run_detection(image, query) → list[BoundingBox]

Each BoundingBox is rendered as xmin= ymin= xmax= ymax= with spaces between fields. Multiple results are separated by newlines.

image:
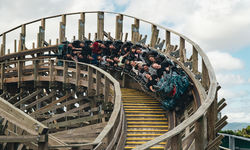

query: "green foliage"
xmin=220 ymin=125 xmax=250 ymax=138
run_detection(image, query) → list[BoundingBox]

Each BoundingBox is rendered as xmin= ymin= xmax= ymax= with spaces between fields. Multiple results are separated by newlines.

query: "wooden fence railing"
xmin=0 ymin=11 xmax=226 ymax=149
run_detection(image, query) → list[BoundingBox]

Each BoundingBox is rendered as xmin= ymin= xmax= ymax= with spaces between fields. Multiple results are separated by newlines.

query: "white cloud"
xmin=225 ymin=112 xmax=250 ymax=123
xmin=207 ymin=51 xmax=244 ymax=72
xmin=217 ymin=74 xmax=245 ymax=87
xmin=248 ymin=78 xmax=250 ymax=83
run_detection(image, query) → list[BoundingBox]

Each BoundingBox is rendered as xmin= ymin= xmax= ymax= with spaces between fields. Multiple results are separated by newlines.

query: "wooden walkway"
xmin=122 ymin=88 xmax=168 ymax=149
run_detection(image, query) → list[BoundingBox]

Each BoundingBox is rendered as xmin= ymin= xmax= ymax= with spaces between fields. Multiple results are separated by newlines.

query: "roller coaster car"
xmin=128 ymin=71 xmax=136 ymax=77
xmin=115 ymin=66 xmax=123 ymax=72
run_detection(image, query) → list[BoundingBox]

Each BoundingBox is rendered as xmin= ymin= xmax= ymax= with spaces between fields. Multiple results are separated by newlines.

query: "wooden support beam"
xmin=215 ymin=116 xmax=228 ymax=133
xmin=217 ymin=98 xmax=225 ymax=107
xmin=115 ymin=14 xmax=123 ymax=40
xmin=124 ymin=33 xmax=128 ymax=42
xmin=59 ymin=14 xmax=66 ymax=43
xmin=0 ymin=63 xmax=5 ymax=89
xmin=42 ymin=102 xmax=90 ymax=124
xmin=1 ymin=33 xmax=6 ymax=56
xmin=32 ymin=93 xmax=72 ymax=115
xmin=217 ymin=102 xmax=227 ymax=113
xmin=0 ymin=97 xmax=48 ymax=135
xmin=97 ymin=12 xmax=104 ymax=40
xmin=202 ymin=59 xmax=210 ymax=91
xmin=22 ymin=90 xmax=56 ymax=111
xmin=166 ymin=30 xmax=171 ymax=48
xmin=96 ymin=71 xmax=101 ymax=96
xmin=192 ymin=46 xmax=198 ymax=74
xmin=14 ymin=39 xmax=17 ymax=53
xmin=17 ymin=61 xmax=23 ymax=88
xmin=206 ymin=134 xmax=224 ymax=150
xmin=34 ymin=60 xmax=39 ymax=86
xmin=87 ymin=66 xmax=93 ymax=96
xmin=150 ymin=25 xmax=159 ymax=47
xmin=7 ymin=92 xmax=25 ymax=102
xmin=207 ymin=101 xmax=217 ymax=143
xmin=49 ymin=60 xmax=55 ymax=88
xmin=131 ymin=19 xmax=139 ymax=43
xmin=0 ymin=135 xmax=47 ymax=143
xmin=179 ymin=37 xmax=185 ymax=63
xmin=78 ymin=13 xmax=85 ymax=40
xmin=104 ymin=76 xmax=110 ymax=102
xmin=75 ymin=63 xmax=80 ymax=89
xmin=170 ymin=133 xmax=182 ymax=150
xmin=63 ymin=61 xmax=68 ymax=85
xmin=48 ymin=114 xmax=107 ymax=129
xmin=19 ymin=24 xmax=26 ymax=51
xmin=195 ymin=115 xmax=205 ymax=149
xmin=14 ymin=89 xmax=42 ymax=107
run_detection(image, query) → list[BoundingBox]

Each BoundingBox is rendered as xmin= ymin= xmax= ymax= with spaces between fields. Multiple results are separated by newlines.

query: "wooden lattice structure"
xmin=0 ymin=11 xmax=227 ymax=150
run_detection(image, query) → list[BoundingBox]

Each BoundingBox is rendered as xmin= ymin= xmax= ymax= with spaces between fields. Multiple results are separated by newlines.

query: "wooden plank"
xmin=131 ymin=19 xmax=139 ymax=43
xmin=31 ymin=93 xmax=73 ymax=116
xmin=63 ymin=61 xmax=68 ymax=84
xmin=7 ymin=92 xmax=25 ymax=102
xmin=217 ymin=102 xmax=227 ymax=113
xmin=22 ymin=90 xmax=56 ymax=110
xmin=14 ymin=89 xmax=42 ymax=107
xmin=48 ymin=114 xmax=107 ymax=129
xmin=195 ymin=115 xmax=205 ymax=149
xmin=17 ymin=61 xmax=23 ymax=88
xmin=170 ymin=133 xmax=182 ymax=150
xmin=59 ymin=14 xmax=66 ymax=43
xmin=150 ymin=25 xmax=159 ymax=47
xmin=49 ymin=60 xmax=55 ymax=87
xmin=0 ymin=97 xmax=48 ymax=135
xmin=124 ymin=33 xmax=128 ymax=42
xmin=207 ymin=101 xmax=216 ymax=143
xmin=115 ymin=14 xmax=123 ymax=40
xmin=34 ymin=60 xmax=39 ymax=85
xmin=0 ymin=63 xmax=5 ymax=89
xmin=202 ymin=59 xmax=210 ymax=91
xmin=192 ymin=46 xmax=198 ymax=74
xmin=87 ymin=66 xmax=93 ymax=95
xmin=78 ymin=12 xmax=85 ymax=40
xmin=166 ymin=30 xmax=171 ymax=48
xmin=19 ymin=24 xmax=26 ymax=51
xmin=42 ymin=102 xmax=90 ymax=124
xmin=179 ymin=37 xmax=185 ymax=63
xmin=97 ymin=11 xmax=104 ymax=40
xmin=96 ymin=71 xmax=101 ymax=96
xmin=104 ymin=76 xmax=110 ymax=102
xmin=217 ymin=98 xmax=225 ymax=108
xmin=0 ymin=135 xmax=47 ymax=143
xmin=206 ymin=134 xmax=224 ymax=150
xmin=1 ymin=33 xmax=6 ymax=56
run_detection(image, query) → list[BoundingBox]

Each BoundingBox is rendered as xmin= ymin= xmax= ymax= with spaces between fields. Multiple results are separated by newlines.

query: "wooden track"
xmin=0 ymin=11 xmax=226 ymax=150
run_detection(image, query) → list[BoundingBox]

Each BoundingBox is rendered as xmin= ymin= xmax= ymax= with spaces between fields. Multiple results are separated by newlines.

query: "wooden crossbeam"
xmin=22 ymin=90 xmax=56 ymax=111
xmin=48 ymin=114 xmax=107 ymax=129
xmin=14 ymin=89 xmax=42 ymax=107
xmin=7 ymin=91 xmax=25 ymax=102
xmin=42 ymin=102 xmax=90 ymax=124
xmin=0 ymin=135 xmax=47 ymax=143
xmin=206 ymin=135 xmax=224 ymax=150
xmin=31 ymin=93 xmax=73 ymax=116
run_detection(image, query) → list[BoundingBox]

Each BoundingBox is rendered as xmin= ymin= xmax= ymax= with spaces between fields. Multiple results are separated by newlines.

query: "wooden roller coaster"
xmin=0 ymin=11 xmax=227 ymax=150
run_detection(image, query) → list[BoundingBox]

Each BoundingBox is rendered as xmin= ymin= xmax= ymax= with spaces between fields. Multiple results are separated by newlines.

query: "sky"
xmin=0 ymin=0 xmax=250 ymax=123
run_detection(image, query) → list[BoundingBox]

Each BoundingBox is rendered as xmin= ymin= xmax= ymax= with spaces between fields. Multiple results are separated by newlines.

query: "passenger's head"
xmin=152 ymin=63 xmax=161 ymax=69
xmin=136 ymin=49 xmax=142 ymax=54
xmin=79 ymin=42 xmax=85 ymax=47
xmin=97 ymin=56 xmax=103 ymax=61
xmin=148 ymin=55 xmax=155 ymax=62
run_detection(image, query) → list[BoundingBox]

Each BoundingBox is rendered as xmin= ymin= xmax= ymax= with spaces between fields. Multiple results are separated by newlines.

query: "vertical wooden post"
xmin=19 ymin=24 xmax=26 ymax=51
xmin=78 ymin=12 xmax=85 ymax=40
xmin=96 ymin=71 xmax=101 ymax=96
xmin=104 ymin=76 xmax=110 ymax=102
xmin=18 ymin=61 xmax=23 ymax=88
xmin=49 ymin=60 xmax=54 ymax=88
xmin=166 ymin=30 xmax=171 ymax=48
xmin=202 ymin=60 xmax=209 ymax=90
xmin=59 ymin=15 xmax=66 ymax=43
xmin=124 ymin=33 xmax=128 ymax=42
xmin=0 ymin=63 xmax=5 ymax=89
xmin=34 ymin=60 xmax=39 ymax=87
xmin=1 ymin=34 xmax=6 ymax=56
xmin=87 ymin=66 xmax=93 ymax=95
xmin=192 ymin=46 xmax=198 ymax=74
xmin=131 ymin=19 xmax=139 ymax=43
xmin=88 ymin=33 xmax=91 ymax=40
xmin=150 ymin=25 xmax=159 ymax=47
xmin=37 ymin=19 xmax=45 ymax=48
xmin=207 ymin=99 xmax=217 ymax=145
xmin=195 ymin=116 xmax=205 ymax=149
xmin=115 ymin=14 xmax=123 ymax=40
xmin=75 ymin=63 xmax=80 ymax=90
xmin=97 ymin=12 xmax=104 ymax=40
xmin=14 ymin=39 xmax=17 ymax=53
xmin=179 ymin=37 xmax=185 ymax=63
xmin=38 ymin=134 xmax=48 ymax=150
xmin=63 ymin=61 xmax=68 ymax=85
xmin=170 ymin=133 xmax=182 ymax=150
